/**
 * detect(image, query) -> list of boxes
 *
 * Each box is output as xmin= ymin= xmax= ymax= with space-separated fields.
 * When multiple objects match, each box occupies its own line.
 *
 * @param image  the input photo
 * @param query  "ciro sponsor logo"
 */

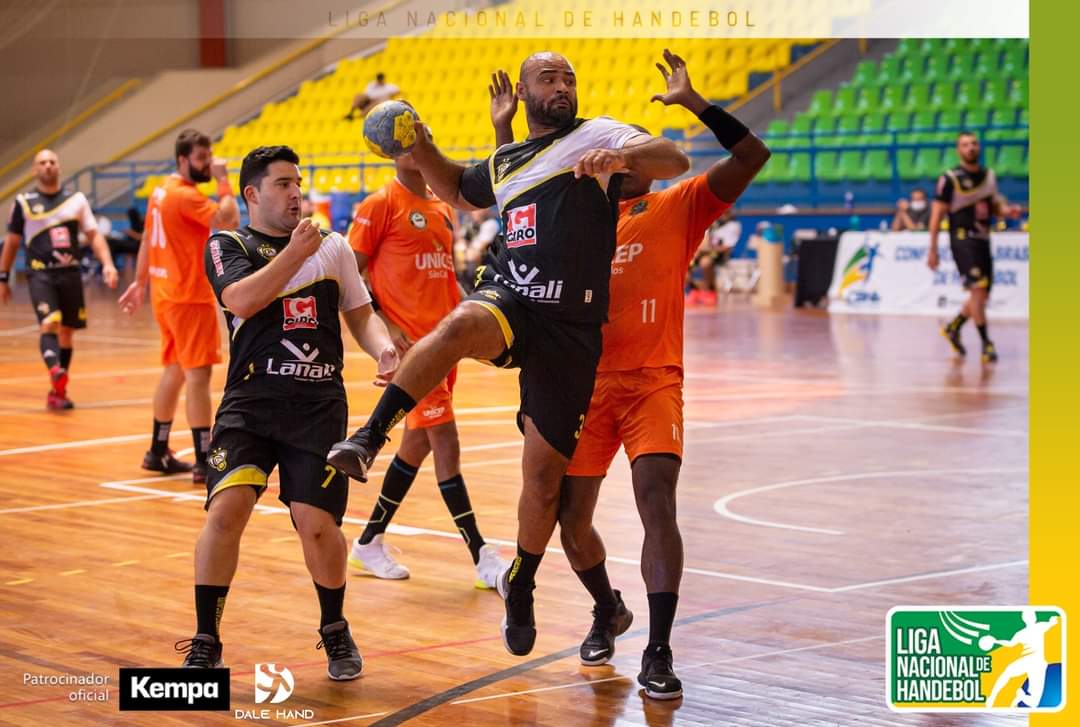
xmin=267 ymin=339 xmax=336 ymax=382
xmin=505 ymin=203 xmax=538 ymax=249
xmin=282 ymin=296 xmax=318 ymax=331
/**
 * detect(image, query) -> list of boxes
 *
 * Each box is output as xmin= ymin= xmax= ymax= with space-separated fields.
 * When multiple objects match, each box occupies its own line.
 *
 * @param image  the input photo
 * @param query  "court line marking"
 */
xmin=59 ymin=569 xmax=85 ymax=576
xmin=449 ymin=634 xmax=887 ymax=705
xmin=795 ymin=413 xmax=1027 ymax=437
xmin=0 ymin=324 xmax=40 ymax=336
xmin=5 ymin=578 xmax=33 ymax=586
xmin=0 ymin=492 xmax=177 ymax=515
xmin=294 ymin=713 xmax=390 ymax=727
xmin=828 ymin=559 xmax=1030 ymax=593
xmin=686 ymin=370 xmax=1029 ymax=396
xmin=714 ymin=467 xmax=1028 ymax=536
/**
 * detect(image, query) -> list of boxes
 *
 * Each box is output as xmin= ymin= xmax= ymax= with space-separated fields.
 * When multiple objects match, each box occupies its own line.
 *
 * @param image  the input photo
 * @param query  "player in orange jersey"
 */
xmin=493 ymin=51 xmax=769 ymax=699
xmin=347 ymin=152 xmax=508 ymax=588
xmin=118 ymin=129 xmax=240 ymax=483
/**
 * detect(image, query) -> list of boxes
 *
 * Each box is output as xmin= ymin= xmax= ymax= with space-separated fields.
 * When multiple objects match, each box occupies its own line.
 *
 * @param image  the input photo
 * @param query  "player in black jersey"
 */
xmin=327 ymin=52 xmax=689 ymax=657
xmin=175 ymin=146 xmax=399 ymax=680
xmin=929 ymin=132 xmax=1021 ymax=363
xmin=0 ymin=150 xmax=118 ymax=409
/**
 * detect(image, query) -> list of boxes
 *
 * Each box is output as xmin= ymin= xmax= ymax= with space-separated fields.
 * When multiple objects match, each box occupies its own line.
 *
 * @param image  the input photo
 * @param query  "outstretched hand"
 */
xmin=489 ymin=69 xmax=517 ymax=130
xmin=651 ymin=49 xmax=696 ymax=108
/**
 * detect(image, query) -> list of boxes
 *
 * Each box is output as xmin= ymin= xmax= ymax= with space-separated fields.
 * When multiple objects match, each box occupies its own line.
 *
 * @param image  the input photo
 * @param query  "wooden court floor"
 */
xmin=0 ymin=282 xmax=1028 ymax=726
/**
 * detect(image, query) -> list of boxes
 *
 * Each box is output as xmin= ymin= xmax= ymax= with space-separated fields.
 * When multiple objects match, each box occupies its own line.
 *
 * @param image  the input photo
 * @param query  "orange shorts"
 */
xmin=406 ymin=366 xmax=457 ymax=430
xmin=154 ymin=300 xmax=222 ymax=369
xmin=566 ymin=366 xmax=683 ymax=477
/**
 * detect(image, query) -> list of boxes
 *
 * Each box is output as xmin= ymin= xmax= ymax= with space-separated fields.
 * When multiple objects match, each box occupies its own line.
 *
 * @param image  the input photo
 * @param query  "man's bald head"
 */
xmin=517 ymin=52 xmax=578 ymax=132
xmin=32 ymin=149 xmax=61 ymax=189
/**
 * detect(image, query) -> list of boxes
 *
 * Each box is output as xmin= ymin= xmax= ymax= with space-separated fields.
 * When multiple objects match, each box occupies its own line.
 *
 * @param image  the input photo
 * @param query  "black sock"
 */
xmin=358 ymin=456 xmax=418 ymax=544
xmin=948 ymin=313 xmax=968 ymax=332
xmin=647 ymin=592 xmax=679 ymax=647
xmin=151 ymin=419 xmax=172 ymax=456
xmin=60 ymin=347 xmax=73 ymax=371
xmin=364 ymin=383 xmax=417 ymax=439
xmin=194 ymin=584 xmax=229 ymax=637
xmin=508 ymin=544 xmax=543 ymax=590
xmin=438 ymin=474 xmax=485 ymax=564
xmin=192 ymin=427 xmax=211 ymax=465
xmin=976 ymin=323 xmax=990 ymax=344
xmin=314 ymin=581 xmax=346 ymax=627
xmin=39 ymin=333 xmax=60 ymax=370
xmin=574 ymin=560 xmax=617 ymax=612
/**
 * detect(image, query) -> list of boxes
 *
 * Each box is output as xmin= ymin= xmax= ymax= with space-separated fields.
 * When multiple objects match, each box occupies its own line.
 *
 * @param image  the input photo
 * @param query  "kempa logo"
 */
xmin=887 ymin=606 xmax=1066 ymax=713
xmin=267 ymin=339 xmax=335 ymax=381
xmin=118 ymin=667 xmax=230 ymax=711
xmin=254 ymin=663 xmax=294 ymax=704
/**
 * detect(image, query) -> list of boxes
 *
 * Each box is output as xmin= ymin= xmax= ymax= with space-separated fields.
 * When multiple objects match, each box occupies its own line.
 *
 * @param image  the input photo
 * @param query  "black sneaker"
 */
xmin=941 ymin=324 xmax=966 ymax=357
xmin=327 ymin=426 xmax=386 ymax=482
xmin=317 ymin=620 xmax=363 ymax=681
xmin=497 ymin=568 xmax=536 ymax=656
xmin=982 ymin=341 xmax=999 ymax=364
xmin=580 ymin=590 xmax=634 ymax=666
xmin=175 ymin=634 xmax=223 ymax=668
xmin=192 ymin=462 xmax=207 ymax=485
xmin=143 ymin=450 xmax=194 ymax=474
xmin=638 ymin=643 xmax=683 ymax=700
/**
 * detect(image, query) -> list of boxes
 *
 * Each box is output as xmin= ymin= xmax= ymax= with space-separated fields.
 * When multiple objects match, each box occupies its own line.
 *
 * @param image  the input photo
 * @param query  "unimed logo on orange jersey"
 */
xmin=505 ymin=203 xmax=537 ymax=248
xmin=282 ymin=296 xmax=318 ymax=331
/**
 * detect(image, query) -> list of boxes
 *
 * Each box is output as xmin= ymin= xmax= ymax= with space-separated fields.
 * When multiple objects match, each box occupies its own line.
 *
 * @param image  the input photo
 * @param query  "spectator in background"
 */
xmin=686 ymin=209 xmax=740 ymax=306
xmin=891 ymin=188 xmax=930 ymax=231
xmin=344 ymin=72 xmax=401 ymax=120
xmin=301 ymin=196 xmax=332 ymax=231
xmin=455 ymin=207 xmax=500 ymax=288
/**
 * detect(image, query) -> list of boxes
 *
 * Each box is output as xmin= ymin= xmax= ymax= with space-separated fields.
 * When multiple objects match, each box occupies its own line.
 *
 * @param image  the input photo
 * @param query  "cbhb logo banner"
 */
xmin=887 ymin=606 xmax=1065 ymax=713
xmin=118 ymin=668 xmax=230 ymax=711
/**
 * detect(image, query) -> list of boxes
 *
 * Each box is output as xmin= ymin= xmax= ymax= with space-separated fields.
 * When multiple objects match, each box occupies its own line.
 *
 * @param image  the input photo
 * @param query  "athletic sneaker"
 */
xmin=982 ymin=341 xmax=999 ymax=364
xmin=638 ymin=643 xmax=683 ymax=700
xmin=49 ymin=366 xmax=68 ymax=398
xmin=192 ymin=462 xmax=207 ymax=485
xmin=579 ymin=590 xmax=634 ymax=666
xmin=142 ymin=449 xmax=194 ymax=474
xmin=474 ymin=544 xmax=508 ymax=590
xmin=941 ymin=324 xmax=966 ymax=357
xmin=46 ymin=391 xmax=74 ymax=410
xmin=176 ymin=634 xmax=223 ymax=668
xmin=327 ymin=426 xmax=386 ymax=482
xmin=316 ymin=620 xmax=363 ymax=680
xmin=349 ymin=534 xmax=409 ymax=579
xmin=497 ymin=567 xmax=536 ymax=656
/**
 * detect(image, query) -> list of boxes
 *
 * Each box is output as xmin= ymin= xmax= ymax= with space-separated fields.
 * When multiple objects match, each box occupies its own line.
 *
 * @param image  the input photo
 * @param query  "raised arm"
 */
xmin=220 ymin=219 xmax=323 ymax=319
xmin=407 ymin=122 xmax=482 ymax=211
xmin=489 ymin=69 xmax=517 ymax=147
xmin=209 ymin=158 xmax=240 ymax=229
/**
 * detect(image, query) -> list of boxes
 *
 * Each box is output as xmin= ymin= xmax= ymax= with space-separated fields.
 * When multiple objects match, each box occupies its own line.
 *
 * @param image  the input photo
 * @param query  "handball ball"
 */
xmin=363 ymin=100 xmax=420 ymax=158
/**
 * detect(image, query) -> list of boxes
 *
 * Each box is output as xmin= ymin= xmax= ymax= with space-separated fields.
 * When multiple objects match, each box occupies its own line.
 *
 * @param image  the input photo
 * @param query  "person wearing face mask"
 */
xmin=118 ymin=129 xmax=241 ymax=482
xmin=891 ymin=188 xmax=930 ymax=231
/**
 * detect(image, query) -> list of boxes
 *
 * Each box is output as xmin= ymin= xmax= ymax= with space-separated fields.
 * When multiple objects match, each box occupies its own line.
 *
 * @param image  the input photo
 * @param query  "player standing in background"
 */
xmin=327 ymin=52 xmax=689 ymax=657
xmin=118 ymin=129 xmax=240 ymax=481
xmin=0 ymin=149 xmax=118 ymax=409
xmin=346 ymin=152 xmax=508 ymax=587
xmin=177 ymin=145 xmax=398 ymax=678
xmin=930 ymin=131 xmax=1020 ymax=363
xmin=492 ymin=50 xmax=769 ymax=698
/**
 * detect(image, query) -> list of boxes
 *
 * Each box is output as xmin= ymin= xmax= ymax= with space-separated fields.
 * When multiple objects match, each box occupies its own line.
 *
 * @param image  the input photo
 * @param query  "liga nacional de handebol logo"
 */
xmin=887 ymin=606 xmax=1065 ymax=713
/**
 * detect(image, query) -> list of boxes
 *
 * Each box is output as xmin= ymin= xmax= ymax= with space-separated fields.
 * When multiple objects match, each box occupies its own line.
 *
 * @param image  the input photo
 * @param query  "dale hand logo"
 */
xmin=887 ymin=606 xmax=1065 ymax=713
xmin=254 ymin=663 xmax=294 ymax=705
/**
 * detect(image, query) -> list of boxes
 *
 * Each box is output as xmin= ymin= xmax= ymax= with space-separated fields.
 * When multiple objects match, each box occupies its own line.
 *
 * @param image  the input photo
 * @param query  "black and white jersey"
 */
xmin=7 ymin=189 xmax=97 ymax=271
xmin=205 ymin=226 xmax=370 ymax=414
xmin=459 ymin=117 xmax=648 ymax=325
xmin=934 ymin=166 xmax=999 ymax=242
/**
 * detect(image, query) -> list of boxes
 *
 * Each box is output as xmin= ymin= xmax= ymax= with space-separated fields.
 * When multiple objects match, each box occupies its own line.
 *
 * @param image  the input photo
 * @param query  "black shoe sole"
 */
xmin=500 ymin=616 xmax=536 ymax=656
xmin=327 ymin=443 xmax=369 ymax=482
xmin=639 ymin=680 xmax=684 ymax=700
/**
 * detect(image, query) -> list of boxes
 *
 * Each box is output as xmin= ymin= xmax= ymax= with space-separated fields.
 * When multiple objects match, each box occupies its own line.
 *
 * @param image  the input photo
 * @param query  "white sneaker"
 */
xmin=349 ymin=534 xmax=410 ymax=579
xmin=474 ymin=544 xmax=509 ymax=590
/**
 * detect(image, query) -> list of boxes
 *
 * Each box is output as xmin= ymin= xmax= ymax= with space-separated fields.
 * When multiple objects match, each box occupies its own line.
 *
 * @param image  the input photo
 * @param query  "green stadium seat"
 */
xmin=886 ymin=111 xmax=911 ymax=132
xmin=836 ymin=113 xmax=862 ymax=137
xmin=996 ymin=146 xmax=1027 ymax=177
xmin=964 ymin=109 xmax=989 ymax=129
xmin=1009 ymin=78 xmax=1029 ymax=107
xmin=942 ymin=39 xmax=968 ymax=54
xmin=864 ymin=150 xmax=893 ymax=181
xmin=854 ymin=87 xmax=879 ymax=113
xmin=814 ymin=115 xmax=838 ymax=135
xmin=906 ymin=84 xmax=932 ymax=112
xmin=937 ymin=109 xmax=962 ymax=130
xmin=969 ymin=38 xmax=996 ymax=54
xmin=930 ymin=82 xmax=955 ymax=110
xmin=955 ymin=81 xmax=980 ymax=108
xmin=833 ymin=86 xmax=857 ymax=114
xmin=806 ymin=89 xmax=833 ymax=117
xmin=898 ymin=55 xmax=921 ymax=84
xmin=915 ymin=147 xmax=945 ymax=178
xmin=1019 ymin=107 xmax=1029 ymax=125
xmin=974 ymin=50 xmax=999 ymax=78
xmin=815 ymin=151 xmax=842 ymax=182
xmin=989 ymin=108 xmax=1017 ymax=127
xmin=924 ymin=54 xmax=951 ymax=83
xmin=880 ymin=85 xmax=905 ymax=111
xmin=851 ymin=60 xmax=877 ymax=87
xmin=836 ymin=150 xmax=864 ymax=180
xmin=876 ymin=58 xmax=900 ymax=85
xmin=788 ymin=153 xmax=812 ymax=182
xmin=766 ymin=118 xmax=790 ymax=136
xmin=896 ymin=38 xmax=921 ymax=57
xmin=1001 ymin=47 xmax=1027 ymax=77
xmin=897 ymin=149 xmax=919 ymax=181
xmin=982 ymin=79 xmax=1007 ymax=109
xmin=911 ymin=110 xmax=937 ymax=130
xmin=862 ymin=113 xmax=886 ymax=133
xmin=919 ymin=39 xmax=947 ymax=55
xmin=791 ymin=116 xmax=814 ymax=135
xmin=949 ymin=53 xmax=976 ymax=81
xmin=757 ymin=153 xmax=783 ymax=183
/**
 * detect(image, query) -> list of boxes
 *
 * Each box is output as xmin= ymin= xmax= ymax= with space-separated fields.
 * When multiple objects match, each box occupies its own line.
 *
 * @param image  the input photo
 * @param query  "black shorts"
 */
xmin=950 ymin=237 xmax=993 ymax=292
xmin=466 ymin=282 xmax=602 ymax=459
xmin=27 ymin=269 xmax=86 ymax=329
xmin=205 ymin=399 xmax=349 ymax=524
